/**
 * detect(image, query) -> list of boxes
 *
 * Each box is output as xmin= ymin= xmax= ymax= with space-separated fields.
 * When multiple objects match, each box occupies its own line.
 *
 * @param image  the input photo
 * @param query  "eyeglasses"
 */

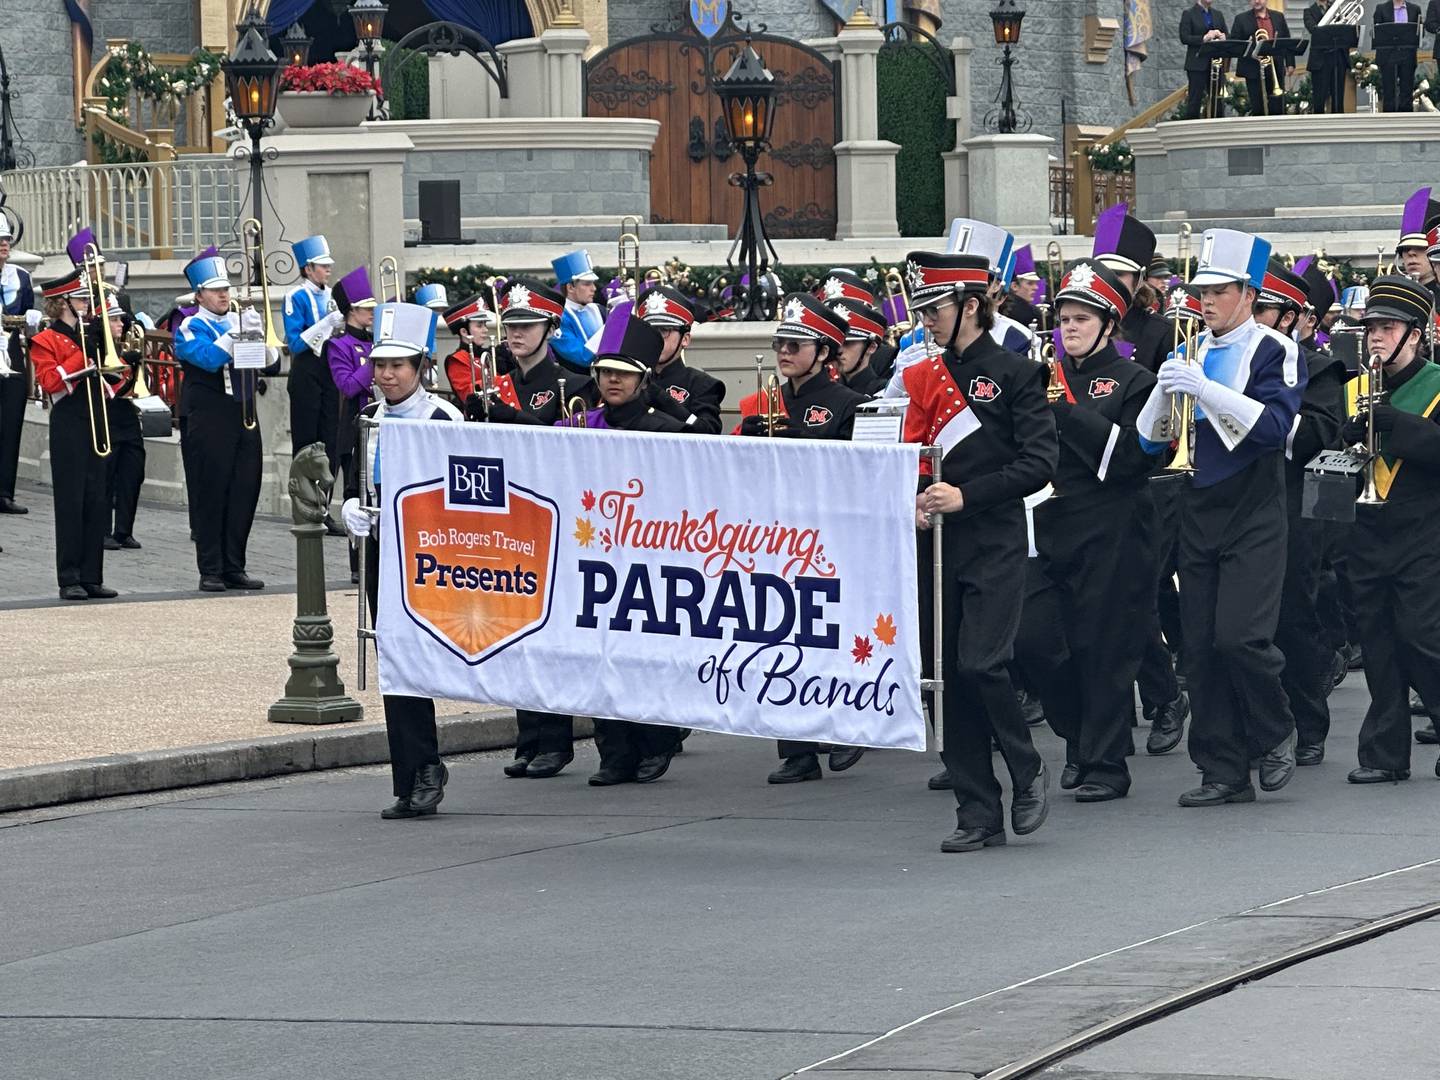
xmin=771 ymin=338 xmax=810 ymax=353
xmin=917 ymin=299 xmax=956 ymax=324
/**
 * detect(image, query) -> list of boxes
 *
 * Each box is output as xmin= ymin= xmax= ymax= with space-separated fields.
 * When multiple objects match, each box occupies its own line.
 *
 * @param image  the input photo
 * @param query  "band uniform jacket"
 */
xmin=900 ymin=332 xmax=1058 ymax=516
xmin=1305 ymin=2 xmax=1348 ymax=70
xmin=1044 ymin=344 xmax=1162 ymax=503
xmin=1181 ymin=4 xmax=1230 ymax=71
xmin=557 ymin=394 xmax=690 ymax=434
xmin=1230 ymin=7 xmax=1294 ymax=79
xmin=30 ymin=320 xmax=106 ymax=400
xmin=174 ymin=308 xmax=280 ymax=414
xmin=1000 ymin=293 xmax=1041 ymax=331
xmin=843 ymin=363 xmax=887 ymax=398
xmin=649 ymin=357 xmax=726 ymax=434
xmin=1 ymin=261 xmax=35 ymax=372
xmin=494 ymin=355 xmax=568 ymax=425
xmin=1120 ymin=306 xmax=1172 ymax=374
xmin=734 ymin=372 xmax=866 ymax=440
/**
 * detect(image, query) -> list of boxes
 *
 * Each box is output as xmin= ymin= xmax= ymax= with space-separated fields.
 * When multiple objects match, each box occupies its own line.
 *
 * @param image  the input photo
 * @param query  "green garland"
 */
xmin=96 ymin=42 xmax=225 ymax=123
xmin=1087 ymin=140 xmax=1134 ymax=175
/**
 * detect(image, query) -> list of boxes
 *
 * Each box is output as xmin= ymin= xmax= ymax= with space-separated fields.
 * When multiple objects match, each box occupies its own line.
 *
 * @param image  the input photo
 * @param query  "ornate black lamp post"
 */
xmin=716 ymin=43 xmax=780 ymax=322
xmin=348 ymin=0 xmax=388 ymax=118
xmin=0 ymin=45 xmax=33 ymax=172
xmin=280 ymin=22 xmax=314 ymax=68
xmin=223 ymin=9 xmax=284 ymax=226
xmin=988 ymin=0 xmax=1027 ymax=134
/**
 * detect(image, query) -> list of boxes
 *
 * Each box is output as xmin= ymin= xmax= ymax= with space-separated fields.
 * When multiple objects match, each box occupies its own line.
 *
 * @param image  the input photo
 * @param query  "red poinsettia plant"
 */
xmin=280 ymin=62 xmax=380 ymax=96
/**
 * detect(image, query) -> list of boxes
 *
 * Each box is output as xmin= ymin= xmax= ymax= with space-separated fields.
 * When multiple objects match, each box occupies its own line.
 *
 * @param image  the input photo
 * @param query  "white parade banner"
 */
xmin=374 ymin=420 xmax=926 ymax=751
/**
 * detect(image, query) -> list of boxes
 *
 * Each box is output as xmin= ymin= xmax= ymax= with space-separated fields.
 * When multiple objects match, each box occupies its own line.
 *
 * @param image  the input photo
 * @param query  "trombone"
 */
xmin=1377 ymin=242 xmax=1392 ymax=279
xmin=379 ymin=255 xmax=401 ymax=304
xmin=355 ymin=411 xmax=380 ymax=689
xmin=1177 ymin=222 xmax=1193 ymax=281
xmin=71 ymin=295 xmax=114 ymax=458
xmin=236 ymin=219 xmax=280 ymax=431
xmin=1045 ymin=240 xmax=1063 ymax=308
xmin=1253 ymin=29 xmax=1283 ymax=115
xmin=1354 ymin=348 xmax=1388 ymax=505
xmin=1165 ymin=295 xmax=1202 ymax=474
xmin=617 ymin=216 xmax=641 ymax=298
xmin=754 ymin=353 xmax=781 ymax=436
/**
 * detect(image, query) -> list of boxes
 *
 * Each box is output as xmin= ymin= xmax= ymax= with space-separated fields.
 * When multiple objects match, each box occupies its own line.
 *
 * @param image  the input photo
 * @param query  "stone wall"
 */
xmin=606 ymin=0 xmax=839 ymax=46
xmin=89 ymin=0 xmax=199 ymax=56
xmin=401 ymin=146 xmax=651 ymax=227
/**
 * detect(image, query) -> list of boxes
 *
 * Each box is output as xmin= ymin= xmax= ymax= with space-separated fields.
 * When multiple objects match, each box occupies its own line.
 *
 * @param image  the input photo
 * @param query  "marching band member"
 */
xmin=1395 ymin=188 xmax=1439 ymax=297
xmin=283 ymin=234 xmax=342 ymax=533
xmin=636 ymin=284 xmax=727 ymax=432
xmin=550 ymin=249 xmax=604 ymax=375
xmin=1137 ymin=228 xmax=1304 ymax=806
xmin=1093 ymin=205 xmax=1170 ymax=373
xmin=102 ymin=294 xmax=146 ymax=551
xmin=1001 ymin=245 xmax=1042 ymax=329
xmin=825 ymin=296 xmax=888 ymax=398
xmin=734 ymin=295 xmax=870 ymax=783
xmin=1338 ymin=278 xmax=1440 ymax=783
xmin=951 ymin=218 xmax=1035 ymax=355
xmin=1230 ymin=0 xmax=1292 ymax=116
xmin=902 ymin=251 xmax=1057 ymax=851
xmin=1145 ymin=256 xmax=1174 ymax=301
xmin=29 ymin=269 xmax=115 ymax=600
xmin=173 ymin=246 xmax=279 ymax=592
xmin=339 ymin=302 xmax=461 ymax=818
xmin=558 ymin=315 xmax=690 ymax=786
xmin=814 ymin=268 xmax=899 ymax=379
xmin=414 ymin=283 xmax=448 ymax=363
xmin=323 ymin=267 xmax=378 ymax=565
xmin=1423 ymin=207 xmax=1440 ymax=312
xmin=440 ymin=292 xmax=496 ymax=404
xmin=1032 ymin=259 xmax=1166 ymax=802
xmin=1255 ymin=260 xmax=1345 ymax=767
xmin=0 ymin=214 xmax=37 ymax=516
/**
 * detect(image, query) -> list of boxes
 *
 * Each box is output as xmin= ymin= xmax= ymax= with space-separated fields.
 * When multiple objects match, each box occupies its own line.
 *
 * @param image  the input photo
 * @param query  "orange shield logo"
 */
xmin=393 ymin=476 xmax=558 ymax=663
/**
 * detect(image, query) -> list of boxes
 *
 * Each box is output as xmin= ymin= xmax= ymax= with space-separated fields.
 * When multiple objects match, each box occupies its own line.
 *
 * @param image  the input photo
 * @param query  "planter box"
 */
xmin=277 ymin=91 xmax=372 ymax=129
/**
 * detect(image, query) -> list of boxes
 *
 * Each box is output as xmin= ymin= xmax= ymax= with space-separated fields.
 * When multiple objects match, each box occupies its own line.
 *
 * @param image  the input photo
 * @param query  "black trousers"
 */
xmin=1137 ymin=477 xmax=1184 ymax=713
xmin=1243 ymin=75 xmax=1285 ymax=117
xmin=105 ymin=399 xmax=145 ymax=539
xmin=1310 ymin=64 xmax=1341 ymax=114
xmin=48 ymin=392 xmax=108 ymax=588
xmin=1275 ymin=488 xmax=1332 ymax=748
xmin=1034 ymin=491 xmax=1156 ymax=793
xmin=926 ymin=505 xmax=1042 ymax=831
xmin=363 ymin=534 xmax=441 ymax=796
xmin=1317 ymin=521 xmax=1361 ymax=651
xmin=0 ymin=367 xmax=26 ymax=501
xmin=516 ymin=710 xmax=573 ymax=757
xmin=1185 ymin=68 xmax=1224 ymax=119
xmin=1380 ymin=56 xmax=1417 ymax=112
xmin=1178 ymin=457 xmax=1294 ymax=786
xmin=289 ymin=350 xmax=340 ymax=470
xmin=594 ymin=719 xmax=677 ymax=773
xmin=184 ymin=395 xmax=262 ymax=578
xmin=1350 ymin=513 xmax=1440 ymax=773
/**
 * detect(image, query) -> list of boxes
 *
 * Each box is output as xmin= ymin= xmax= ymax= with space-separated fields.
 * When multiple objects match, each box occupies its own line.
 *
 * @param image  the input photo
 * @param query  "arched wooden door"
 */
xmin=584 ymin=11 xmax=839 ymax=239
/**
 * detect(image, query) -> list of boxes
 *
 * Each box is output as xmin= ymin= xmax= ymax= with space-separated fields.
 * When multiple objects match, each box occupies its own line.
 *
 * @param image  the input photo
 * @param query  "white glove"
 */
xmin=24 ymin=309 xmax=42 ymax=331
xmin=239 ymin=307 xmax=263 ymax=336
xmin=341 ymin=497 xmax=372 ymax=538
xmin=1156 ymin=358 xmax=1209 ymax=399
xmin=326 ymin=309 xmax=346 ymax=332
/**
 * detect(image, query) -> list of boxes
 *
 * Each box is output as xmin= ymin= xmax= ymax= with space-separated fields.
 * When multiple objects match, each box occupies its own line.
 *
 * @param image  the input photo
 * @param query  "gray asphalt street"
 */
xmin=2 ymin=677 xmax=1439 ymax=1080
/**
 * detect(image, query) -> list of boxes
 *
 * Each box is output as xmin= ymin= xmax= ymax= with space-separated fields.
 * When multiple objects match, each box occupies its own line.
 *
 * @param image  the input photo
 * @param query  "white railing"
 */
xmin=0 ymin=157 xmax=243 ymax=258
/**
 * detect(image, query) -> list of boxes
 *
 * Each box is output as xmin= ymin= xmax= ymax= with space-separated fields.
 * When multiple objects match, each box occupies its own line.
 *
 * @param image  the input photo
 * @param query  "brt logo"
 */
xmin=446 ymin=455 xmax=506 ymax=510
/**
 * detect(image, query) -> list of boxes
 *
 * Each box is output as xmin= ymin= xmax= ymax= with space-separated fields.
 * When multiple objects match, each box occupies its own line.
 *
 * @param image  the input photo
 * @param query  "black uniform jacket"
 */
xmin=1119 ymin=306 xmax=1172 ymax=374
xmin=649 ymin=357 xmax=726 ymax=433
xmin=601 ymin=394 xmax=689 ymax=434
xmin=1046 ymin=344 xmax=1162 ymax=502
xmin=735 ymin=371 xmax=867 ymax=440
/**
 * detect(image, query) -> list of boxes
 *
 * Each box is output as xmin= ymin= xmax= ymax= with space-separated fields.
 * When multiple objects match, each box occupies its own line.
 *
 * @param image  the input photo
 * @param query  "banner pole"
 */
xmin=923 ymin=444 xmax=944 ymax=753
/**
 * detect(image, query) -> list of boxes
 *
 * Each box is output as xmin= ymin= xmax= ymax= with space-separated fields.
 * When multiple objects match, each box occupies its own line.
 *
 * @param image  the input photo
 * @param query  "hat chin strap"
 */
xmin=1071 ymin=312 xmax=1113 ymax=362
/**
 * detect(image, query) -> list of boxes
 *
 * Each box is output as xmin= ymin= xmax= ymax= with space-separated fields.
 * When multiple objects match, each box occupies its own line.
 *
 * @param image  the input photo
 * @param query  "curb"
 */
xmin=0 ymin=712 xmax=596 ymax=814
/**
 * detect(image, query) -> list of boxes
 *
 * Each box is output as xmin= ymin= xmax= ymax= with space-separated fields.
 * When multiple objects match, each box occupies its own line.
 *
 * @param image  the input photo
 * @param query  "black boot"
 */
xmin=504 ymin=752 xmax=535 ymax=778
xmin=1010 ymin=762 xmax=1050 ymax=836
xmin=408 ymin=762 xmax=449 ymax=811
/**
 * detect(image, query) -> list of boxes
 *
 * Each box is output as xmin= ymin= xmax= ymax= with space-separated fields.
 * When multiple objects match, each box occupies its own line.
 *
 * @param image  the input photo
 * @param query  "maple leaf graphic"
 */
xmin=873 ymin=614 xmax=897 ymax=647
xmin=852 ymin=635 xmax=874 ymax=665
xmin=600 ymin=528 xmax=613 ymax=553
xmin=581 ymin=489 xmax=596 ymax=512
xmin=573 ymin=517 xmax=596 ymax=547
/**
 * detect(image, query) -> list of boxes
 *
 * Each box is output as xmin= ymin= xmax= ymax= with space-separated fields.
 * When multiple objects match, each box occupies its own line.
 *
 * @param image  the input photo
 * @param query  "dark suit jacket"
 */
xmin=1231 ymin=7 xmax=1295 ymax=77
xmin=1305 ymin=2 xmax=1348 ymax=69
xmin=1181 ymin=4 xmax=1229 ymax=72
xmin=1427 ymin=0 xmax=1440 ymax=34
xmin=1375 ymin=2 xmax=1422 ymax=60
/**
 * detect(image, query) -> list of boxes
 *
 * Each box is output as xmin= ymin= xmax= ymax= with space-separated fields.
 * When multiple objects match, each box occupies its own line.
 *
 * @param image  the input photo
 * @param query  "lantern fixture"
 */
xmin=280 ymin=22 xmax=313 ymax=68
xmin=716 ymin=43 xmax=777 ymax=162
xmin=349 ymin=0 xmax=388 ymax=48
xmin=714 ymin=42 xmax=780 ymax=322
xmin=990 ymin=0 xmax=1025 ymax=46
xmin=223 ymin=9 xmax=283 ymax=131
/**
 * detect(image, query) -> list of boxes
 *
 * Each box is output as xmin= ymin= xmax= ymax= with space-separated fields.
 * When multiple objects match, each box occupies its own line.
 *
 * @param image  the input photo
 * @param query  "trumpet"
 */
xmin=557 ymin=377 xmax=588 ymax=428
xmin=754 ymin=353 xmax=781 ymax=436
xmin=1034 ymin=329 xmax=1064 ymax=402
xmin=617 ymin=216 xmax=641 ymax=298
xmin=1166 ymin=298 xmax=1202 ymax=474
xmin=379 ymin=254 xmax=401 ymax=304
xmin=1377 ymin=242 xmax=1392 ymax=279
xmin=120 ymin=319 xmax=153 ymax=400
xmin=1177 ymin=222 xmax=1193 ymax=281
xmin=1354 ymin=350 xmax=1388 ymax=505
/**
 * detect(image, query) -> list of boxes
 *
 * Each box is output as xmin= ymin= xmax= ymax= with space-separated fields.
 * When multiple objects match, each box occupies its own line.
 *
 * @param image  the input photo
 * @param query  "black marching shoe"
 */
xmin=1258 ymin=730 xmax=1297 ymax=792
xmin=1011 ymin=762 xmax=1050 ymax=836
xmin=635 ymin=752 xmax=674 ymax=783
xmin=408 ymin=762 xmax=449 ymax=812
xmin=59 ymin=584 xmax=89 ymax=601
xmin=940 ymin=819 xmax=1007 ymax=853
xmin=1059 ymin=763 xmax=1082 ymax=790
xmin=927 ymin=768 xmax=954 ymax=791
xmin=1178 ymin=781 xmax=1256 ymax=806
xmin=199 ymin=576 xmax=228 ymax=592
xmin=1074 ymin=782 xmax=1126 ymax=803
xmin=1416 ymin=723 xmax=1439 ymax=746
xmin=323 ymin=516 xmax=346 ymax=538
xmin=103 ymin=535 xmax=122 ymax=551
xmin=1329 ymin=650 xmax=1349 ymax=691
xmin=1347 ymin=766 xmax=1409 ymax=784
xmin=1411 ymin=691 xmax=1428 ymax=716
xmin=503 ymin=753 xmax=535 ymax=778
xmin=223 ymin=572 xmax=265 ymax=590
xmin=768 ymin=754 xmax=822 ymax=784
xmin=380 ymin=797 xmax=436 ymax=820
xmin=1343 ymin=643 xmax=1364 ymax=670
xmin=588 ymin=766 xmax=637 ymax=786
xmin=526 ymin=751 xmax=573 ymax=778
xmin=0 ymin=497 xmax=27 ymax=514
xmin=828 ymin=746 xmax=866 ymax=772
xmin=82 ymin=584 xmax=118 ymax=599
xmin=1295 ymin=743 xmax=1325 ymax=767
xmin=1016 ymin=688 xmax=1045 ymax=727
xmin=1145 ymin=693 xmax=1189 ymax=755
xmin=116 ymin=535 xmax=141 ymax=550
